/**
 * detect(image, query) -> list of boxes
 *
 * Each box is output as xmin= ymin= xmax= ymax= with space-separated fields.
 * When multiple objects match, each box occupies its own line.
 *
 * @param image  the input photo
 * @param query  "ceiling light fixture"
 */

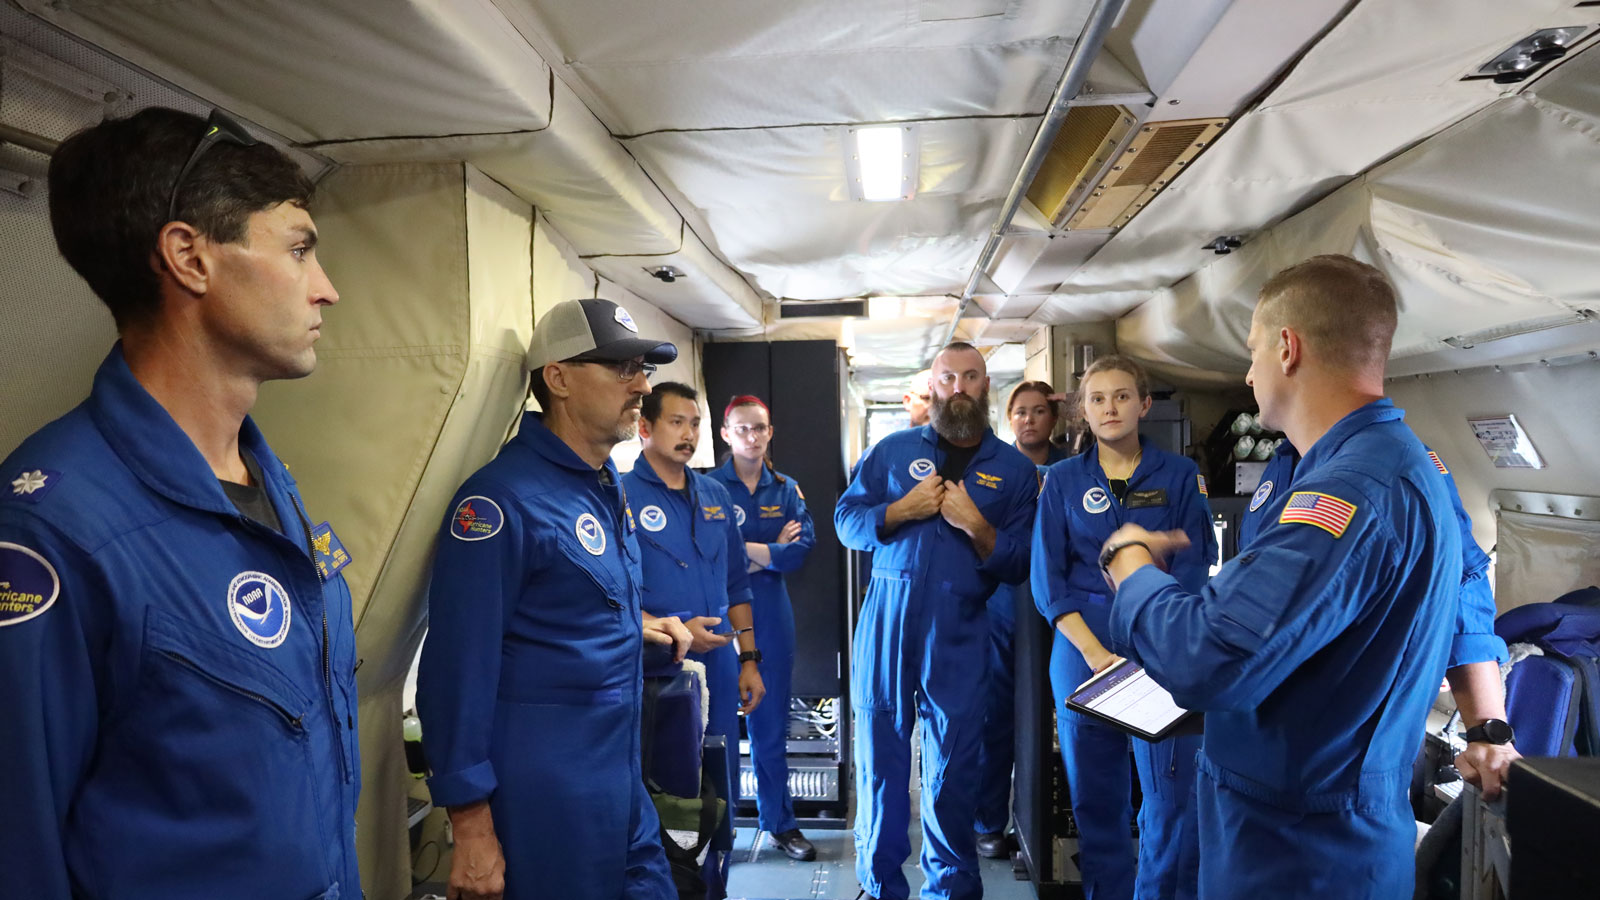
xmin=1465 ymin=26 xmax=1592 ymax=84
xmin=847 ymin=125 xmax=919 ymax=202
xmin=1202 ymin=235 xmax=1244 ymax=255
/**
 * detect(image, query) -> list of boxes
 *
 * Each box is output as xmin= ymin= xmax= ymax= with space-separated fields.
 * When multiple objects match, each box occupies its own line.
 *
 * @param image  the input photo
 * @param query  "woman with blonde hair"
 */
xmin=1029 ymin=356 xmax=1217 ymax=899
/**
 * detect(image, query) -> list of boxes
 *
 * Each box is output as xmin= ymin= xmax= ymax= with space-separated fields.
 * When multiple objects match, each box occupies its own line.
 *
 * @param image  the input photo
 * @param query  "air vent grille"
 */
xmin=1066 ymin=117 xmax=1227 ymax=231
xmin=1024 ymin=105 xmax=1135 ymax=224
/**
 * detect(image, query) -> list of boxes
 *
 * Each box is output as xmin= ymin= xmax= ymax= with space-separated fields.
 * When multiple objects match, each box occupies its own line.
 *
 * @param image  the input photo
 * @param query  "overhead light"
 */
xmin=846 ymin=125 xmax=919 ymax=202
xmin=1202 ymin=235 xmax=1243 ymax=255
xmin=868 ymin=297 xmax=903 ymax=320
xmin=1464 ymin=26 xmax=1593 ymax=84
xmin=1443 ymin=309 xmax=1598 ymax=349
xmin=645 ymin=265 xmax=684 ymax=283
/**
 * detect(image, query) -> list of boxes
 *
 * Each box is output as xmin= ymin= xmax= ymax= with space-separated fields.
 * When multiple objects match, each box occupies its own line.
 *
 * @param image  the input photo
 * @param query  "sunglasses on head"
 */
xmin=166 ymin=109 xmax=259 ymax=225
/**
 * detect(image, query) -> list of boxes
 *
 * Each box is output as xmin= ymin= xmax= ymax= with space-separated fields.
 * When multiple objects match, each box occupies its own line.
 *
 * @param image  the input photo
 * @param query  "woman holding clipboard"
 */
xmin=1030 ymin=356 xmax=1218 ymax=900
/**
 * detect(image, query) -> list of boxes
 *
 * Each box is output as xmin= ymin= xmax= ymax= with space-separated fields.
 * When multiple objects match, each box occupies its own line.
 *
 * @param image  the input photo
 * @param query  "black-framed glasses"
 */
xmin=566 ymin=357 xmax=657 ymax=381
xmin=166 ymin=109 xmax=259 ymax=224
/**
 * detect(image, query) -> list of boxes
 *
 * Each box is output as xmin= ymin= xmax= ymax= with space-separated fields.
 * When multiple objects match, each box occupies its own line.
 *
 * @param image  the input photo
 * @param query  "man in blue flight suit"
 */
xmin=625 ymin=381 xmax=765 ymax=816
xmin=1097 ymin=255 xmax=1461 ymax=899
xmin=419 ymin=298 xmax=691 ymax=900
xmin=1243 ymin=441 xmax=1521 ymax=797
xmin=0 ymin=107 xmax=361 ymax=899
xmin=837 ymin=341 xmax=1040 ymax=900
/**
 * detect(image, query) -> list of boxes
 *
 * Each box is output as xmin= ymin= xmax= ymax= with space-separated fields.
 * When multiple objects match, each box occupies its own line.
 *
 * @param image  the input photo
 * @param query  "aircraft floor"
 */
xmin=725 ymin=826 xmax=1037 ymax=900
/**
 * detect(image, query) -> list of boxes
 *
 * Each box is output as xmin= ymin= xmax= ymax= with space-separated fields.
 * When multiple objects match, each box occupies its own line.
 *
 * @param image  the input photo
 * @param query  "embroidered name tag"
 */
xmin=1125 ymin=489 xmax=1168 ymax=509
xmin=310 ymin=522 xmax=353 ymax=580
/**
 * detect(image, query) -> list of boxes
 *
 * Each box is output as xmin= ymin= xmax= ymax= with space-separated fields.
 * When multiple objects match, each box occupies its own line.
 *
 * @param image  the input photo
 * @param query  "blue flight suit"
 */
xmin=1108 ymin=400 xmax=1460 ymax=899
xmin=708 ymin=459 xmax=816 ymax=835
xmin=418 ymin=412 xmax=673 ymax=900
xmin=836 ymin=425 xmax=1038 ymax=900
xmin=1030 ymin=438 xmax=1216 ymax=900
xmin=975 ymin=442 xmax=1070 ymax=837
xmin=1242 ymin=440 xmax=1507 ymax=669
xmin=0 ymin=345 xmax=361 ymax=900
xmin=623 ymin=457 xmax=754 ymax=815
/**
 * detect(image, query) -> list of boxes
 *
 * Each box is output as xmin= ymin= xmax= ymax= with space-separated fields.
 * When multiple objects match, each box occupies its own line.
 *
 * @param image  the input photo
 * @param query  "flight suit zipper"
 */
xmin=290 ymin=495 xmax=350 ymax=786
xmin=160 ymin=650 xmax=305 ymax=731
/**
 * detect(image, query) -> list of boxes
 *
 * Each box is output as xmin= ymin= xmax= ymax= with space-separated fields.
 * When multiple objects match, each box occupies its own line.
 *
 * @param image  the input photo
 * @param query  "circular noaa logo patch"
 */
xmin=640 ymin=505 xmax=668 ymax=532
xmin=1249 ymin=479 xmax=1274 ymax=512
xmin=0 ymin=542 xmax=60 ymax=628
xmin=734 ymin=505 xmax=747 ymax=527
xmin=450 ymin=496 xmax=505 ymax=542
xmin=576 ymin=513 xmax=608 ymax=555
xmin=228 ymin=571 xmax=292 ymax=648
xmin=908 ymin=458 xmax=936 ymax=481
xmin=1082 ymin=487 xmax=1111 ymax=514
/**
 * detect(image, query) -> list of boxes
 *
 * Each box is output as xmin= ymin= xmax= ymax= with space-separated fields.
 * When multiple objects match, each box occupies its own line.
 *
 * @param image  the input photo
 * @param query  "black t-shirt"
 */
xmin=1108 ymin=477 xmax=1130 ymax=504
xmin=220 ymin=449 xmax=283 ymax=534
xmin=937 ymin=436 xmax=980 ymax=483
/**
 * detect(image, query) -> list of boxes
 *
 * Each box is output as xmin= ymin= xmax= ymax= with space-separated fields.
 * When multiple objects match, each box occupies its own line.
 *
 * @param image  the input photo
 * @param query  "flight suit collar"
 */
xmin=1013 ymin=440 xmax=1070 ymax=466
xmin=916 ymin=423 xmax=1005 ymax=472
xmin=1082 ymin=434 xmax=1167 ymax=487
xmin=85 ymin=343 xmax=295 ymax=521
xmin=1297 ymin=398 xmax=1403 ymax=476
xmin=712 ymin=456 xmax=773 ymax=490
xmin=632 ymin=453 xmax=695 ymax=494
xmin=513 ymin=410 xmax=624 ymax=483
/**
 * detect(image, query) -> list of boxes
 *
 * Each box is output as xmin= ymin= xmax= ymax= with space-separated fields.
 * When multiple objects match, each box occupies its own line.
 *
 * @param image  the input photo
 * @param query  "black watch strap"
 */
xmin=739 ymin=649 xmax=763 ymax=664
xmin=1464 ymin=718 xmax=1515 ymax=745
xmin=1099 ymin=539 xmax=1151 ymax=573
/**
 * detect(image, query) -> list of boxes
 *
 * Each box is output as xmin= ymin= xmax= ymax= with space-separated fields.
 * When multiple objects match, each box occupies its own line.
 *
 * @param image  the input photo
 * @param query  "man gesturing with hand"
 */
xmin=836 ymin=342 xmax=1038 ymax=900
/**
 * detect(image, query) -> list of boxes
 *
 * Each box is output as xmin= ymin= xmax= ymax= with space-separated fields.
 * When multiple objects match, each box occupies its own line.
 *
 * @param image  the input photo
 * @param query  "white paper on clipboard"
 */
xmin=1068 ymin=659 xmax=1190 ymax=739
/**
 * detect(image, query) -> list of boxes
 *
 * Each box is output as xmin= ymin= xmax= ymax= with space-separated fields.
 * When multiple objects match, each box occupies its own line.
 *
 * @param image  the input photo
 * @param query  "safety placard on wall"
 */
xmin=1467 ymin=414 xmax=1546 ymax=469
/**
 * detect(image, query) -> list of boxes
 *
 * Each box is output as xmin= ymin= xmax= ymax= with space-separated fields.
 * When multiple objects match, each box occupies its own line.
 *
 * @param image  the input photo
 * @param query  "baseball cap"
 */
xmin=527 ymin=298 xmax=678 ymax=371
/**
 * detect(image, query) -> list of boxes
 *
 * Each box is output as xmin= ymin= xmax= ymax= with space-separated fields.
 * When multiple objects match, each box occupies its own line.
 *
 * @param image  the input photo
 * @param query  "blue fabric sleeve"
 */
xmin=1450 ymin=570 xmax=1508 ymax=667
xmin=1031 ymin=468 xmax=1081 ymax=624
xmin=0 ymin=521 xmax=105 ymax=900
xmin=977 ymin=465 xmax=1037 ymax=585
xmin=1109 ymin=475 xmax=1386 ymax=711
xmin=724 ymin=506 xmax=754 ymax=608
xmin=1168 ymin=461 xmax=1219 ymax=594
xmin=765 ymin=480 xmax=815 ymax=573
xmin=835 ymin=444 xmax=893 ymax=551
xmin=417 ymin=484 xmax=520 ymax=808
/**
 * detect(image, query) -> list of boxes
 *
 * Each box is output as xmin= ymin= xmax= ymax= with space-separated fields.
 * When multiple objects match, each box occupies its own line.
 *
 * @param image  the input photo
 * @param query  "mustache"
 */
xmin=674 ymin=442 xmax=695 ymax=453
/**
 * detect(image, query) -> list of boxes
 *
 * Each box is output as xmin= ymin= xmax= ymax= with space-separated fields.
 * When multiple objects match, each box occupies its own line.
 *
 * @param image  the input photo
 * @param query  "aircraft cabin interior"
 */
xmin=1 ymin=0 xmax=1598 ymax=898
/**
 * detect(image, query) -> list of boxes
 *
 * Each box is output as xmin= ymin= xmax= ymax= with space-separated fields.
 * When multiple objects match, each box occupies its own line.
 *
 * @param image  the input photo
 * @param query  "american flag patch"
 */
xmin=1428 ymin=451 xmax=1449 ymax=475
xmin=1279 ymin=491 xmax=1357 ymax=538
xmin=1197 ymin=474 xmax=1208 ymax=497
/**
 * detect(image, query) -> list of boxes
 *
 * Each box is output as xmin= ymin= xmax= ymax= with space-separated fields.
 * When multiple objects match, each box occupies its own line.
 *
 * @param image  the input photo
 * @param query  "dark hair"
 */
xmin=641 ymin=381 xmax=698 ymax=423
xmin=48 ymin=107 xmax=315 ymax=330
xmin=1256 ymin=254 xmax=1398 ymax=374
xmin=1007 ymin=380 xmax=1058 ymax=417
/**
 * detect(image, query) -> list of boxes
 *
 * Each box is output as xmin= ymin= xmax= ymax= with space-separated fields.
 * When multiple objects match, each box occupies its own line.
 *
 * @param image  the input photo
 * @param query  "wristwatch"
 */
xmin=1098 ymin=539 xmax=1151 ymax=574
xmin=1463 ymin=718 xmax=1515 ymax=745
xmin=738 ymin=649 xmax=763 ymax=665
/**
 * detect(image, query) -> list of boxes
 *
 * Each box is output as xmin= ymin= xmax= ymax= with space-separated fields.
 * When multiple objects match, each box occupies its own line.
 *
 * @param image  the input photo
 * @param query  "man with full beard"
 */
xmin=836 ymin=342 xmax=1039 ymax=900
xmin=418 ymin=299 xmax=692 ymax=900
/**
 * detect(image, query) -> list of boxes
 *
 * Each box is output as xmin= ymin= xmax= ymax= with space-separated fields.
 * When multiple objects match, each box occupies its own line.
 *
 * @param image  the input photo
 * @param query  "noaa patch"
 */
xmin=575 ymin=513 xmax=607 ymax=555
xmin=908 ymin=458 xmax=936 ymax=481
xmin=450 ymin=496 xmax=505 ymax=542
xmin=734 ymin=505 xmax=747 ymax=527
xmin=614 ymin=306 xmax=639 ymax=333
xmin=1249 ymin=479 xmax=1274 ymax=512
xmin=8 ymin=468 xmax=61 ymax=504
xmin=1082 ymin=487 xmax=1111 ymax=514
xmin=0 ymin=542 xmax=60 ymax=627
xmin=228 ymin=571 xmax=292 ymax=649
xmin=640 ymin=505 xmax=668 ymax=532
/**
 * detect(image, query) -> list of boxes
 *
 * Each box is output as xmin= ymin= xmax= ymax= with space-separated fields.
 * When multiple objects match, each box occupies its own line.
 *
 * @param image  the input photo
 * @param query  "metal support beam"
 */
xmin=933 ymin=0 xmax=1130 ymax=359
xmin=0 ymin=122 xmax=59 ymax=155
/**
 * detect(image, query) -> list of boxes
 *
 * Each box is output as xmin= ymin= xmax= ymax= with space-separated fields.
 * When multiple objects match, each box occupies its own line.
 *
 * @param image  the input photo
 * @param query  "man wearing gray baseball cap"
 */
xmin=418 ymin=298 xmax=692 ymax=900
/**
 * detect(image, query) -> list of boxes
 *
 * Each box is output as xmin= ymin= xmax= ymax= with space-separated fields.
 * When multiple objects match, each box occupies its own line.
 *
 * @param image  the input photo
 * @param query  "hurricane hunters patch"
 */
xmin=450 ymin=496 xmax=505 ymax=542
xmin=1278 ymin=491 xmax=1357 ymax=538
xmin=974 ymin=471 xmax=1003 ymax=490
xmin=1197 ymin=474 xmax=1208 ymax=497
xmin=0 ymin=542 xmax=60 ymax=627
xmin=1428 ymin=451 xmax=1449 ymax=475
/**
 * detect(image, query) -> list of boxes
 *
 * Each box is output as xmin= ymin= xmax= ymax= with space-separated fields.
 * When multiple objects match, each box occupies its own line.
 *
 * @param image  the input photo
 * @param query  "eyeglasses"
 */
xmin=728 ymin=424 xmax=769 ymax=438
xmin=566 ymin=357 xmax=657 ymax=381
xmin=167 ymin=109 xmax=259 ymax=224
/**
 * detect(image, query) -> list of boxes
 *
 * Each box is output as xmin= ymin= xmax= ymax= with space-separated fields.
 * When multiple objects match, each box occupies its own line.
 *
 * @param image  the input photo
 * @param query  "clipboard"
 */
xmin=1066 ymin=659 xmax=1201 ymax=742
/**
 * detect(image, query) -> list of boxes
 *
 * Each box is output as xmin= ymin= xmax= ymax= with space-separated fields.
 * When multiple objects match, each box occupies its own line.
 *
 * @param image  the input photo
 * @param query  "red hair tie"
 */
xmin=724 ymin=394 xmax=769 ymax=422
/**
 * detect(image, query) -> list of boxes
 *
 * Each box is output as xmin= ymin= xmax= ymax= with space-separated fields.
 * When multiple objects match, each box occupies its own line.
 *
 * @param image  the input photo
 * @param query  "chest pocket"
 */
xmin=693 ymin=516 xmax=725 ymax=564
xmin=555 ymin=531 xmax=627 ymax=603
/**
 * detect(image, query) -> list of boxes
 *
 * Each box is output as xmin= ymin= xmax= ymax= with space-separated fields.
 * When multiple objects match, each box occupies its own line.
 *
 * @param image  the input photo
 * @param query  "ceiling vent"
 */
xmin=1024 ymin=106 xmax=1225 ymax=233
